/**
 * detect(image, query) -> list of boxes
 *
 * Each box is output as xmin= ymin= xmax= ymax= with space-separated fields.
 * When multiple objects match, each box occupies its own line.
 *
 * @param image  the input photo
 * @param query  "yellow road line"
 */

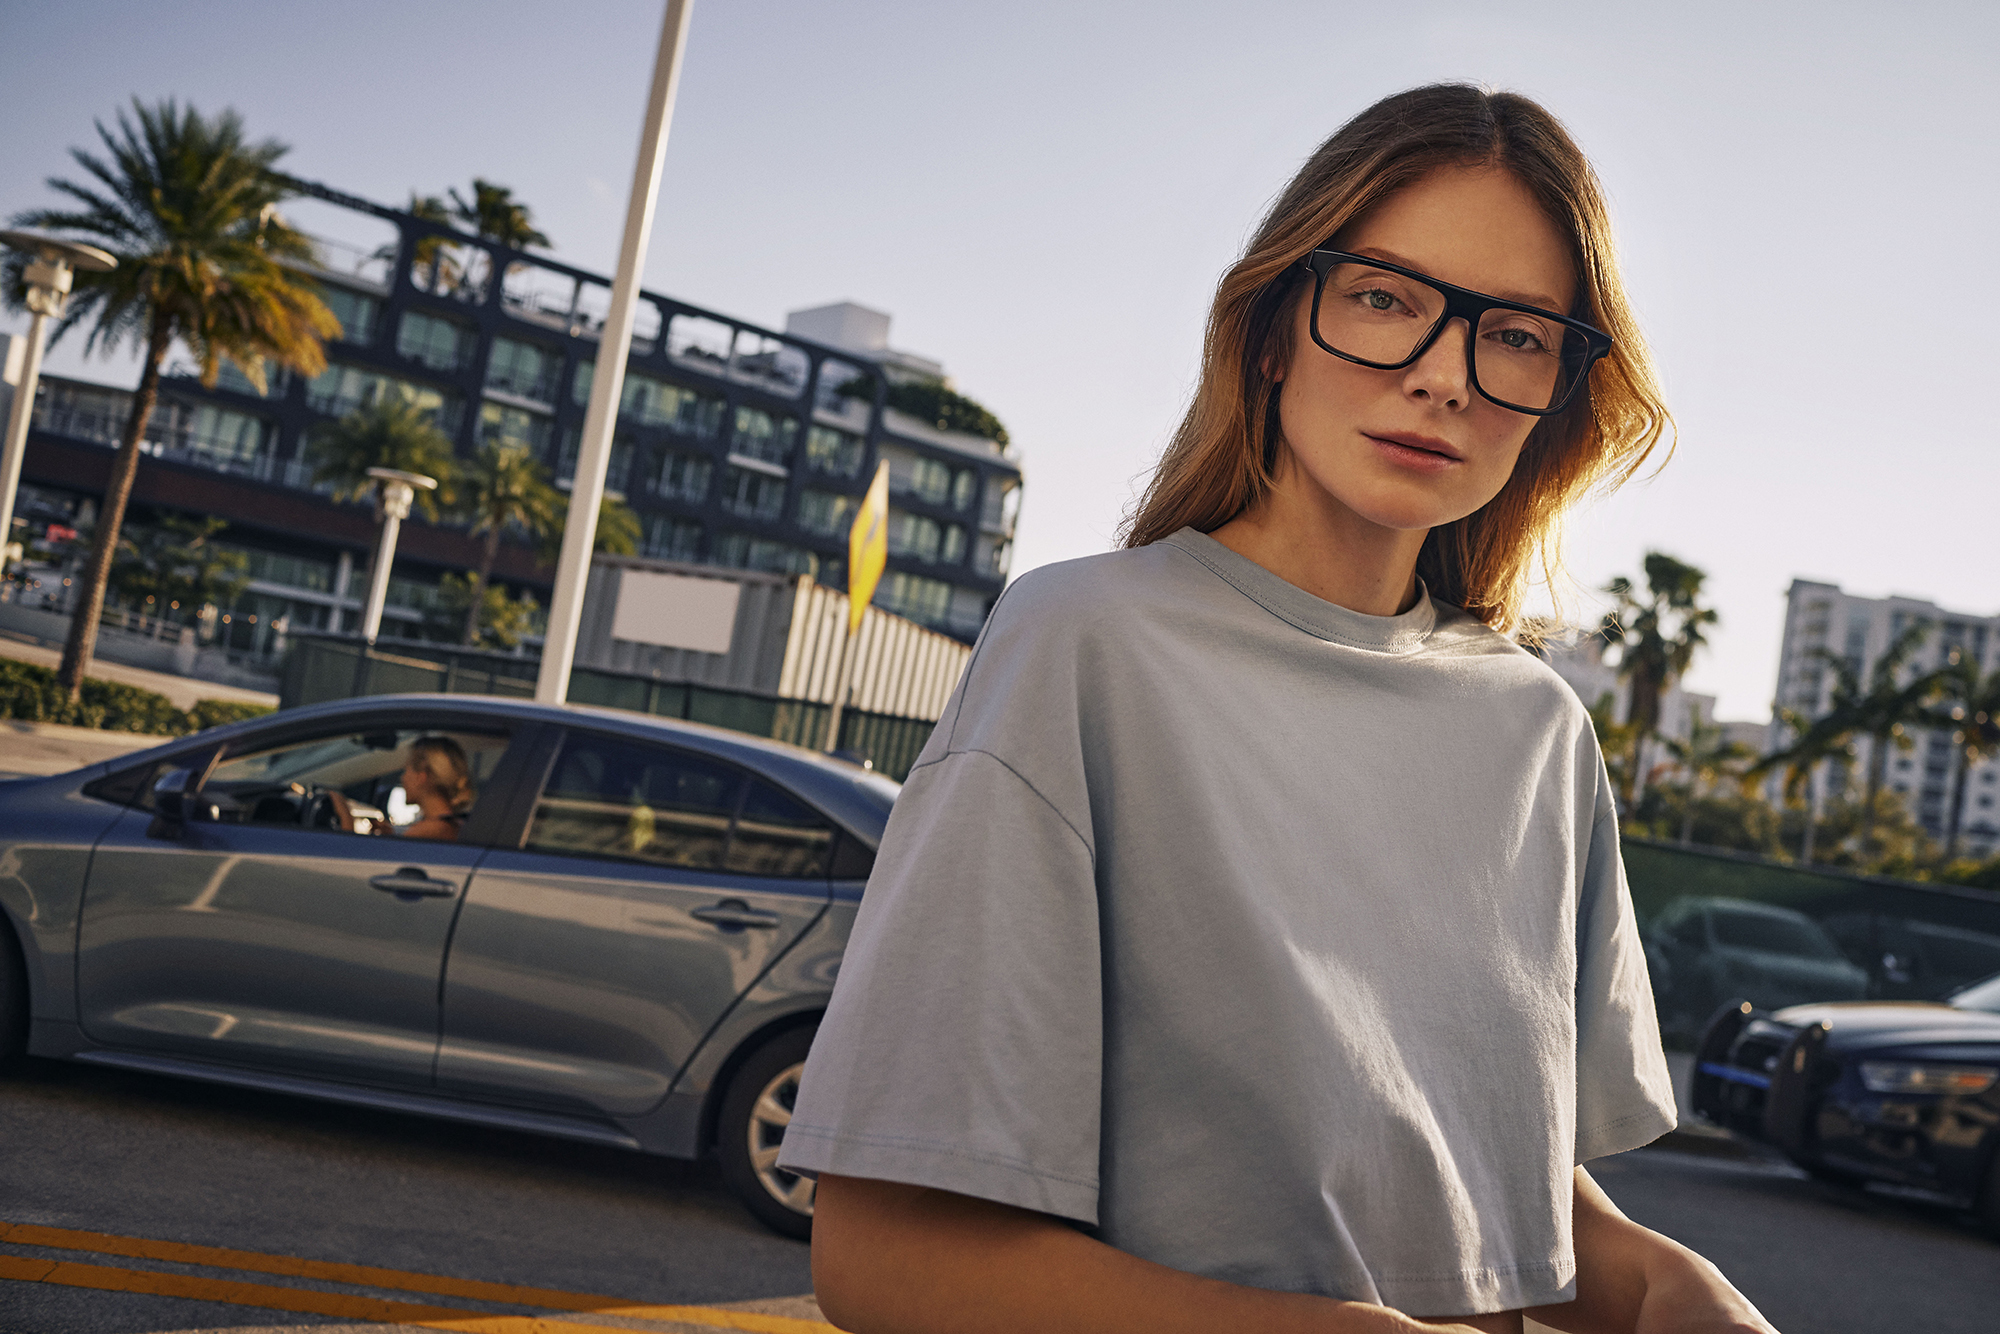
xmin=0 ymin=1225 xmax=837 ymax=1333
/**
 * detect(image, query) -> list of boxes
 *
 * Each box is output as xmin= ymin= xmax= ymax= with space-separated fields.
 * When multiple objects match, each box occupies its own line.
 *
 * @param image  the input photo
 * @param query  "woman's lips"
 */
xmin=1364 ymin=432 xmax=1462 ymax=472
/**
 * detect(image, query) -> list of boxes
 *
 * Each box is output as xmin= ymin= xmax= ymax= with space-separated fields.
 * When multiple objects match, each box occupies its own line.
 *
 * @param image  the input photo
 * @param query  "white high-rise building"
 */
xmin=1773 ymin=579 xmax=2000 ymax=857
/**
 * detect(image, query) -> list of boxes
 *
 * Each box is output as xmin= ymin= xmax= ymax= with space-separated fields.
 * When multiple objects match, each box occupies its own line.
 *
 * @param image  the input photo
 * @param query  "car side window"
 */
xmin=527 ymin=734 xmax=744 ymax=870
xmin=201 ymin=726 xmax=510 ymax=843
xmin=1672 ymin=911 xmax=1707 ymax=949
xmin=726 ymin=780 xmax=834 ymax=878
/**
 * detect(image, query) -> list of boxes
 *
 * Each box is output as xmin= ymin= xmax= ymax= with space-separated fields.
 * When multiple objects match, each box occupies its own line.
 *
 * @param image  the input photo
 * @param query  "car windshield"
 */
xmin=1949 ymin=972 xmax=2000 ymax=1014
xmin=1710 ymin=908 xmax=1844 ymax=960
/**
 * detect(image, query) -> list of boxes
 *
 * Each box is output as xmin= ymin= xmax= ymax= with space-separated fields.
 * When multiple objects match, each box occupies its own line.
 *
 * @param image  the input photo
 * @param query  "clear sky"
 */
xmin=5 ymin=1 xmax=1996 ymax=721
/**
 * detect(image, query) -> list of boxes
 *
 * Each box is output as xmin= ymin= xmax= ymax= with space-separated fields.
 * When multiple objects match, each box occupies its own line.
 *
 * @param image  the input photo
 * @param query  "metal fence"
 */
xmin=1621 ymin=837 xmax=2000 ymax=1045
xmin=279 ymin=633 xmax=937 ymax=780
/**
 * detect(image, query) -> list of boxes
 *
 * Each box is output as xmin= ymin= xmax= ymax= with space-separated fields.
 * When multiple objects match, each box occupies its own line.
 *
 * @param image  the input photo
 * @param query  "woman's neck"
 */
xmin=1209 ymin=473 xmax=1427 ymax=617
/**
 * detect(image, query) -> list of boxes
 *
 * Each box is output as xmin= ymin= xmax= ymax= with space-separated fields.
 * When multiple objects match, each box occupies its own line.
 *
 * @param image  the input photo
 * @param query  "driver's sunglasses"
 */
xmin=1298 ymin=250 xmax=1614 ymax=417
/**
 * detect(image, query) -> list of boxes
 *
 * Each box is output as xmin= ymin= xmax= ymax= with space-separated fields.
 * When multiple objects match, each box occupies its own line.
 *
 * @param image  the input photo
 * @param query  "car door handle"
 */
xmin=368 ymin=868 xmax=460 ymax=898
xmin=691 ymin=900 xmax=780 ymax=929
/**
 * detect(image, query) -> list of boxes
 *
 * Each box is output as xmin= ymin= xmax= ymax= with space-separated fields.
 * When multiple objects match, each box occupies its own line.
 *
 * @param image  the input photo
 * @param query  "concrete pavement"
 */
xmin=0 ymin=630 xmax=280 ymax=710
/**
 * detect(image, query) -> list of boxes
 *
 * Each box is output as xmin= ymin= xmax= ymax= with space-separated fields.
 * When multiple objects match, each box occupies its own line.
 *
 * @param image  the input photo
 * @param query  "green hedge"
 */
xmin=0 ymin=659 xmax=273 ymax=738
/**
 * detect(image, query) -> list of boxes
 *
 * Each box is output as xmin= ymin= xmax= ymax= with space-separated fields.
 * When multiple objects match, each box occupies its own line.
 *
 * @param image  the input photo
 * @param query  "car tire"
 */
xmin=0 ymin=917 xmax=29 ymax=1067
xmin=716 ymin=1025 xmax=817 ymax=1240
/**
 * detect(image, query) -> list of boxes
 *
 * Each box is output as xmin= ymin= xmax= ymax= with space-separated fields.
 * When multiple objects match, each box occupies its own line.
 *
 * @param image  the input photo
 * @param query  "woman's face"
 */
xmin=401 ymin=756 xmax=433 ymax=801
xmin=1273 ymin=165 xmax=1576 ymax=535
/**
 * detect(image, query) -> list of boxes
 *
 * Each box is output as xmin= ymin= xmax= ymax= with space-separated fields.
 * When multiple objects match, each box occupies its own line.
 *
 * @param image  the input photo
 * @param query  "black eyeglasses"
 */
xmin=1298 ymin=250 xmax=1613 ymax=416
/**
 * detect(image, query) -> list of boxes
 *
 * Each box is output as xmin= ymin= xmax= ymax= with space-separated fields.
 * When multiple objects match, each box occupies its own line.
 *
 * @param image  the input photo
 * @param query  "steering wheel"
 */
xmin=299 ymin=788 xmax=344 ymax=831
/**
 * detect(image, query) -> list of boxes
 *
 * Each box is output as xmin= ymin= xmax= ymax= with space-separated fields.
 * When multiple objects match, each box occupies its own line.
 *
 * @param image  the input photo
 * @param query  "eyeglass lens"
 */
xmin=1315 ymin=261 xmax=1588 ymax=412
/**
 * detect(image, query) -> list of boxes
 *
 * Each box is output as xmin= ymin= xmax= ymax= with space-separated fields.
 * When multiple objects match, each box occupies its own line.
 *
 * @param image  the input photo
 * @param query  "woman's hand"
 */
xmin=1527 ymin=1168 xmax=1778 ymax=1334
xmin=1630 ymin=1249 xmax=1776 ymax=1334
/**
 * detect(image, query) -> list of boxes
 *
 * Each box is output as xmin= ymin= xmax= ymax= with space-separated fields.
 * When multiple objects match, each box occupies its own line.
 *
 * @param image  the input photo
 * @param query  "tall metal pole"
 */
xmin=0 ymin=306 xmax=52 ymax=574
xmin=0 ymin=232 xmax=115 ymax=586
xmin=358 ymin=467 xmax=436 ymax=644
xmin=536 ymin=0 xmax=696 ymax=704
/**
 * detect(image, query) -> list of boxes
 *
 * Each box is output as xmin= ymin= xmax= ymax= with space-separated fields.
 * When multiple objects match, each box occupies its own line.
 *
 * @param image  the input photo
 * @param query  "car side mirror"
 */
xmin=148 ymin=767 xmax=218 ymax=839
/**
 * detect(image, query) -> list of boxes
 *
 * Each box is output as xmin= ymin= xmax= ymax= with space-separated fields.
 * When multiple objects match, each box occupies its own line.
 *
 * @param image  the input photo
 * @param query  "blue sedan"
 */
xmin=0 ymin=694 xmax=896 ymax=1238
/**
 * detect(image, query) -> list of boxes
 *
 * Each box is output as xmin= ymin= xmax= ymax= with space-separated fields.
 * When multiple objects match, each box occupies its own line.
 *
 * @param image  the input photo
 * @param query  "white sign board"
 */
xmin=611 ymin=570 xmax=740 ymax=655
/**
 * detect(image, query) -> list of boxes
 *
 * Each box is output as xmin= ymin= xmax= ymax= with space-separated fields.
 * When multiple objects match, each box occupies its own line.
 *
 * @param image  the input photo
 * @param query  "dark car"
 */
xmin=1644 ymin=897 xmax=1870 ymax=1042
xmin=0 ymin=694 xmax=898 ymax=1238
xmin=1691 ymin=973 xmax=2000 ymax=1237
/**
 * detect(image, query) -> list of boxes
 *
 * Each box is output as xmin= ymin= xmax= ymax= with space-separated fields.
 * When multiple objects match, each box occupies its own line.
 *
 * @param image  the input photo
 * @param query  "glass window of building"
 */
xmin=875 ymin=571 xmax=952 ymax=626
xmin=211 ymin=361 xmax=289 ymax=400
xmin=804 ymin=425 xmax=865 ymax=479
xmin=234 ymin=546 xmax=334 ymax=593
xmin=395 ymin=310 xmax=473 ymax=372
xmin=479 ymin=401 xmax=553 ymax=456
xmin=319 ymin=287 xmax=379 ymax=346
xmin=486 ymin=337 xmax=559 ymax=402
xmin=186 ymin=406 xmax=269 ymax=464
xmin=908 ymin=456 xmax=953 ymax=506
xmin=643 ymin=515 xmax=703 ymax=562
xmin=941 ymin=523 xmax=967 ymax=564
xmin=797 ymin=488 xmax=857 ymax=537
xmin=599 ymin=369 xmax=726 ymax=438
xmin=981 ymin=476 xmax=1022 ymax=533
xmin=667 ymin=314 xmax=733 ymax=373
xmin=656 ymin=451 xmax=713 ymax=503
xmin=719 ymin=466 xmax=786 ymax=521
xmin=713 ymin=532 xmax=812 ymax=575
xmin=951 ymin=467 xmax=978 ymax=513
xmin=305 ymin=365 xmax=462 ymax=435
xmin=886 ymin=509 xmax=942 ymax=562
xmin=730 ymin=406 xmax=798 ymax=468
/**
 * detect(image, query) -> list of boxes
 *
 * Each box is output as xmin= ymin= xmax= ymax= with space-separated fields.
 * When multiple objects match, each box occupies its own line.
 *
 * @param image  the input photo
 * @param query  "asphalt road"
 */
xmin=1 ymin=1052 xmax=1994 ymax=1333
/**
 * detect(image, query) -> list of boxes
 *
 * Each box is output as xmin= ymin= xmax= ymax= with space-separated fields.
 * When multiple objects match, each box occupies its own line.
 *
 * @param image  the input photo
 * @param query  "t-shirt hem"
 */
xmin=778 ymin=1124 xmax=1100 ymax=1225
xmin=1371 ymin=1257 xmax=1578 ymax=1317
xmin=1576 ymin=1102 xmax=1680 ymax=1163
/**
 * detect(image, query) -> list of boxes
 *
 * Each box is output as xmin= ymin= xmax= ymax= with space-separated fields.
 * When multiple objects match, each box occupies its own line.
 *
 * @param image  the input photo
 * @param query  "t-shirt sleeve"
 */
xmin=1572 ymin=804 xmax=1678 ymax=1163
xmin=777 ymin=746 xmax=1103 ymax=1223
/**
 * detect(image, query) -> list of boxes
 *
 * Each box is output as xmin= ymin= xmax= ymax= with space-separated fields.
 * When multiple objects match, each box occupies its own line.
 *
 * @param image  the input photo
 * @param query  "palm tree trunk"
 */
xmin=58 ymin=314 xmax=170 ymax=703
xmin=1861 ymin=729 xmax=1887 ymax=861
xmin=1945 ymin=745 xmax=1971 ymax=860
xmin=462 ymin=527 xmax=500 ymax=646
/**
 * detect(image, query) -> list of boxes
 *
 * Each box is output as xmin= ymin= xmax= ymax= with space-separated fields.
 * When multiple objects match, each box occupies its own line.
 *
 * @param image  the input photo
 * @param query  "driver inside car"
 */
xmin=329 ymin=736 xmax=475 ymax=842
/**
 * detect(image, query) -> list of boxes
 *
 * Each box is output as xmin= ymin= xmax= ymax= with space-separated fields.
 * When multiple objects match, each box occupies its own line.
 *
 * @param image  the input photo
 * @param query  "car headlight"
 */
xmin=1859 ymin=1061 xmax=1999 ymax=1095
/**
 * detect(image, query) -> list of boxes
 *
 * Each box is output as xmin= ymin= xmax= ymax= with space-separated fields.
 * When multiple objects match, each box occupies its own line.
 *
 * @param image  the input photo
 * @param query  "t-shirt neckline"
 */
xmin=1159 ymin=527 xmax=1438 ymax=653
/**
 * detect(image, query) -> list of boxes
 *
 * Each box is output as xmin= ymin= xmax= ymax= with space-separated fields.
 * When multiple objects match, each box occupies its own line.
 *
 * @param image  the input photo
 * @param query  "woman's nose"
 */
xmin=1400 ymin=318 xmax=1472 ymax=411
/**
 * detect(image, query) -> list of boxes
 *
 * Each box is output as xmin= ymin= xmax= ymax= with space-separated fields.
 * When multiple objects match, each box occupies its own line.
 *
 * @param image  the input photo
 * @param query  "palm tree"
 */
xmin=457 ymin=442 xmax=563 ymax=644
xmin=1597 ymin=553 xmax=1719 ymax=809
xmin=447 ymin=179 xmax=551 ymax=251
xmin=1938 ymin=653 xmax=2000 ymax=860
xmin=108 ymin=515 xmax=249 ymax=631
xmin=1748 ymin=705 xmax=1858 ymax=864
xmin=306 ymin=395 xmax=459 ymax=520
xmin=1833 ymin=622 xmax=1945 ymax=859
xmin=6 ymin=99 xmax=337 ymax=701
xmin=537 ymin=495 xmax=642 ymax=565
xmin=1660 ymin=712 xmax=1754 ymax=844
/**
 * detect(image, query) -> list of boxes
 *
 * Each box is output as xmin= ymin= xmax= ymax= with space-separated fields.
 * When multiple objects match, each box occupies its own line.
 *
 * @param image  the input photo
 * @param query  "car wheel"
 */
xmin=717 ymin=1026 xmax=817 ymax=1240
xmin=0 ymin=918 xmax=29 ymax=1067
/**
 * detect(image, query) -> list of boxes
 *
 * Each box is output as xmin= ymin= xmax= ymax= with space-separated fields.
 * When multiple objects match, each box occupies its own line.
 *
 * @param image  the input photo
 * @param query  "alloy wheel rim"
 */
xmin=748 ymin=1060 xmax=813 ymax=1215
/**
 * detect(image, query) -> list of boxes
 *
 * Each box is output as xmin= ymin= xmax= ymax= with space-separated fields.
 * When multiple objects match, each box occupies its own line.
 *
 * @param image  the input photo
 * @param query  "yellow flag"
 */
xmin=846 ymin=461 xmax=889 ymax=634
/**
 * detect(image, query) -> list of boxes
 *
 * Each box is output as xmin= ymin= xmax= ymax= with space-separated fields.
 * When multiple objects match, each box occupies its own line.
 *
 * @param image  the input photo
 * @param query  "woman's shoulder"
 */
xmin=988 ymin=542 xmax=1195 ymax=627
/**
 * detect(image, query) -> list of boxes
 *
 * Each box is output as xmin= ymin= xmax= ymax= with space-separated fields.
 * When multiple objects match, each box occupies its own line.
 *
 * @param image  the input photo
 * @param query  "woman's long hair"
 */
xmin=1120 ymin=84 xmax=1670 ymax=632
xmin=409 ymin=735 xmax=475 ymax=813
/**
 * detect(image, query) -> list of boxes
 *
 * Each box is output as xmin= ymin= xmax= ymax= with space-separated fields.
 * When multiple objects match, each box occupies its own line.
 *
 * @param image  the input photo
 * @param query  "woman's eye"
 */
xmin=1490 ymin=326 xmax=1548 ymax=354
xmin=1349 ymin=287 xmax=1405 ymax=314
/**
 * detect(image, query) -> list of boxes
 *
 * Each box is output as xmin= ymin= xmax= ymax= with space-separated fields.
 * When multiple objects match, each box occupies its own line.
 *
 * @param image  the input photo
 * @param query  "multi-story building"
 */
xmin=1533 ymin=631 xmax=1748 ymax=788
xmin=12 ymin=179 xmax=1022 ymax=662
xmin=1773 ymin=579 xmax=1999 ymax=856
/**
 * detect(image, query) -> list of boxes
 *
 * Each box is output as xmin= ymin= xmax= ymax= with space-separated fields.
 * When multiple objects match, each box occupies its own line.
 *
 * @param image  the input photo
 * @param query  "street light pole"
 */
xmin=535 ymin=0 xmax=696 ymax=704
xmin=358 ymin=466 xmax=436 ymax=644
xmin=0 ymin=231 xmax=116 ymax=587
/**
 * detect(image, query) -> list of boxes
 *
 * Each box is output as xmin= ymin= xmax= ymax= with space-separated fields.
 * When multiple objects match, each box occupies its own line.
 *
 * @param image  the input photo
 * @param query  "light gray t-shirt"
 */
xmin=780 ymin=528 xmax=1676 ymax=1317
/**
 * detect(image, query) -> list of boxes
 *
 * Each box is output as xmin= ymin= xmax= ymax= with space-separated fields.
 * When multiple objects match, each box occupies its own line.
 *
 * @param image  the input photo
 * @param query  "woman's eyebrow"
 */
xmin=1346 ymin=246 xmax=1566 ymax=312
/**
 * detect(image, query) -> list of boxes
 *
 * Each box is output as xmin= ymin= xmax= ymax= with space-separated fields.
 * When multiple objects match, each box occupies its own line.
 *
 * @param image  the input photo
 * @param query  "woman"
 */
xmin=331 ymin=735 xmax=474 ymax=841
xmin=781 ymin=86 xmax=1776 ymax=1334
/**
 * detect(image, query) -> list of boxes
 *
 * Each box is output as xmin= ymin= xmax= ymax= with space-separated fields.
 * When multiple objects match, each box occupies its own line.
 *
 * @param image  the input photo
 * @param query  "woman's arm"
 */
xmin=811 ymin=1173 xmax=1491 ymax=1334
xmin=1524 ymin=1168 xmax=1776 ymax=1334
